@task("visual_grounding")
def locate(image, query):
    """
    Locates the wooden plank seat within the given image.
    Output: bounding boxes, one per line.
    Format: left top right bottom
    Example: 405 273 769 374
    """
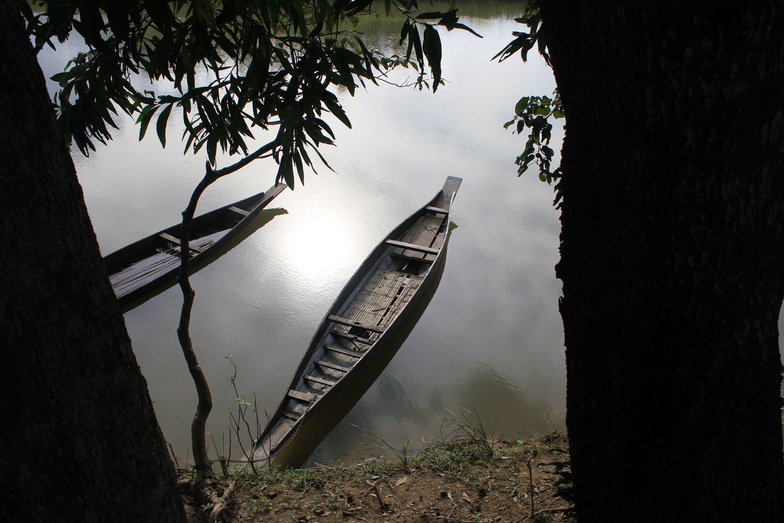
159 232 206 253
390 251 436 264
317 360 349 373
328 315 384 333
282 411 300 421
228 205 250 216
386 239 439 255
304 374 335 387
425 205 449 214
288 389 316 403
324 344 362 358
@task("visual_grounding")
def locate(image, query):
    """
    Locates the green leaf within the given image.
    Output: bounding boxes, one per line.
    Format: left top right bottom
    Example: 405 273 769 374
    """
280 153 295 188
534 106 551 116
194 0 216 28
450 22 482 38
514 96 530 116
313 118 336 141
105 0 130 41
50 71 72 86
75 3 107 49
493 32 533 63
324 95 351 129
410 24 424 69
399 19 410 47
206 135 217 164
294 151 305 185
142 0 175 29
155 105 174 148
417 11 447 20
136 104 160 141
422 25 442 91
353 36 379 84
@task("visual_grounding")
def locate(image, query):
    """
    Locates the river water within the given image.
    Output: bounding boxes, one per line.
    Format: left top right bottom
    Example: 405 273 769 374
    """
38 3 784 467
40 5 567 465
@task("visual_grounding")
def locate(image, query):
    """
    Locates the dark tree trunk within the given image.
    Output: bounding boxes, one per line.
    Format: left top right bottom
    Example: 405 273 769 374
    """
541 3 784 521
0 5 185 522
176 170 219 486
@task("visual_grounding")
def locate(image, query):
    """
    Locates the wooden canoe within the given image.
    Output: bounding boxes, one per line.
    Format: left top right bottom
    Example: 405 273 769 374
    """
253 176 462 468
103 182 286 312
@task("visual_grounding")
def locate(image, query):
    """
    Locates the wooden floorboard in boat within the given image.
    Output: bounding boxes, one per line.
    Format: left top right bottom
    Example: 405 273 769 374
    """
328 315 385 333
282 411 300 421
332 269 424 342
393 213 445 261
110 250 181 296
109 231 222 299
331 331 372 345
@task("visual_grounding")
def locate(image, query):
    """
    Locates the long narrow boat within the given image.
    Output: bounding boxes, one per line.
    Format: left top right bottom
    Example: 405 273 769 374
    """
253 176 462 468
104 182 286 311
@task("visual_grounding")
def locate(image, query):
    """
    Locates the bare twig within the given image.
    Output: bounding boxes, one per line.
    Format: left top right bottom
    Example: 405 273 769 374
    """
226 356 261 474
525 449 540 520
363 480 387 511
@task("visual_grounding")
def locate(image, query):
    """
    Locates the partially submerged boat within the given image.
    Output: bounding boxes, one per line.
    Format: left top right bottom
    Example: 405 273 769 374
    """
253 176 462 468
104 182 286 311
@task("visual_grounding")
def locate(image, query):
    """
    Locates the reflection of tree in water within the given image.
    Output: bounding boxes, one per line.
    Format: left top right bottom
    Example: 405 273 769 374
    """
306 372 427 466
447 363 557 437
308 360 558 466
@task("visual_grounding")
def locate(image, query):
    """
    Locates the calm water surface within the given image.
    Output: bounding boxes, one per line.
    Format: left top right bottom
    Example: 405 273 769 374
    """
45 7 566 464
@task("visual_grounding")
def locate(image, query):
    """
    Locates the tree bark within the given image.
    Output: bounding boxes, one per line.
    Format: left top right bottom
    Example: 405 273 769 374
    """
541 3 784 521
0 5 185 522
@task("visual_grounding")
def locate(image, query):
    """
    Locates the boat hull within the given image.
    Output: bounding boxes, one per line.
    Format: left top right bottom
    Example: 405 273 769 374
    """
265 240 450 468
103 183 286 312
254 176 462 468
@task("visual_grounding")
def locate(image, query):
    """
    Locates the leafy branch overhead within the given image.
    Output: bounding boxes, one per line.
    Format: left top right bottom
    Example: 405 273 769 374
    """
23 0 479 187
504 93 563 185
493 2 549 66
494 1 564 206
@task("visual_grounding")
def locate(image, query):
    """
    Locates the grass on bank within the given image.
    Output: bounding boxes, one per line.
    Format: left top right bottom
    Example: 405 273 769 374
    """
180 432 575 522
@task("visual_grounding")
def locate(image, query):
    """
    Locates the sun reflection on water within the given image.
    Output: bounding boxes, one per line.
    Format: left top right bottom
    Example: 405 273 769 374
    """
275 209 365 298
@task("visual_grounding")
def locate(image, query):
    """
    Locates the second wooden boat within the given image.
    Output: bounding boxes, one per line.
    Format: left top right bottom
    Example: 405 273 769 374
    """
104 182 286 311
253 176 462 468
